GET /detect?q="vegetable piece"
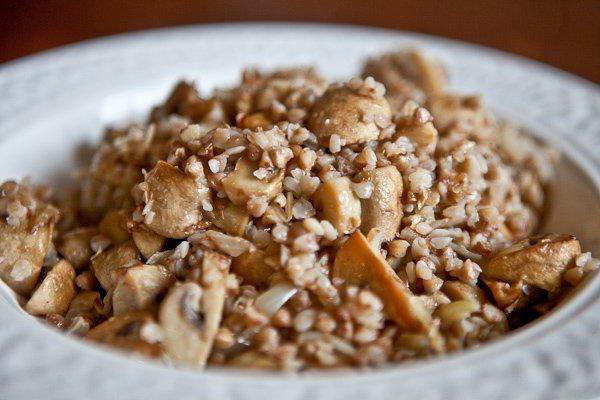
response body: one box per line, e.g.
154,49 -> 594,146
441,280 -> 486,304
254,281 -> 298,317
434,300 -> 480,325
112,264 -> 173,315
313,177 -> 361,235
208,200 -> 250,236
229,350 -> 277,370
395,106 -> 439,155
159,251 -> 230,367
142,160 -> 211,238
232,249 -> 273,287
130,223 -> 165,259
189,230 -> 255,258
86,311 -> 160,357
428,94 -> 489,132
482,234 -> 581,292
333,230 -> 430,331
0,202 -> 57,296
66,291 -> 101,322
57,227 -> 97,270
221,156 -> 284,207
25,260 -> 76,316
99,209 -> 131,244
356,166 -> 403,241
482,278 -> 528,312
91,241 -> 140,291
308,84 -> 392,146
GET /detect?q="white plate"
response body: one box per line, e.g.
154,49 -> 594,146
1,23 -> 600,400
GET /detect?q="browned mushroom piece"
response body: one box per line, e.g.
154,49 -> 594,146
130,223 -> 165,259
229,350 -> 278,370
313,177 -> 361,235
482,234 -> 581,292
91,241 -> 141,291
333,230 -> 431,332
66,291 -> 101,322
441,280 -> 486,305
142,160 -> 211,239
86,311 -> 161,357
112,264 -> 174,315
159,251 -> 230,367
427,94 -> 490,133
99,209 -> 131,244
361,50 -> 446,108
434,300 -> 480,326
207,200 -> 250,236
482,278 -> 528,312
308,83 -> 392,146
221,156 -> 284,207
57,227 -> 98,270
189,230 -> 255,258
25,260 -> 76,316
356,166 -> 403,241
232,244 -> 279,287
0,187 -> 58,296
394,106 -> 439,155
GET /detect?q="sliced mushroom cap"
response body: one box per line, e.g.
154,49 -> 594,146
333,230 -> 431,332
482,278 -> 528,312
91,241 -> 141,291
427,94 -> 489,133
395,107 -> 439,155
356,166 -> 403,241
66,290 -> 101,322
99,209 -> 131,244
112,264 -> 174,315
221,156 -> 284,207
25,260 -> 76,316
308,85 -> 392,146
189,230 -> 255,257
57,227 -> 98,270
441,280 -> 486,305
143,160 -> 211,239
208,200 -> 250,236
130,223 -> 165,259
482,234 -> 581,292
434,300 -> 480,326
314,177 -> 361,235
86,311 -> 161,357
159,251 -> 230,367
229,350 -> 277,370
0,204 -> 57,296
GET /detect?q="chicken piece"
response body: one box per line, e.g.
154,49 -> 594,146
112,264 -> 174,315
362,49 -> 446,106
57,227 -> 97,270
130,223 -> 165,259
142,160 -> 211,239
208,200 -> 250,236
333,231 -> 430,332
0,183 -> 58,296
314,177 -> 361,235
159,251 -> 230,367
482,234 -> 581,292
86,311 -> 160,357
99,209 -> 131,244
356,166 -> 403,241
308,83 -> 392,146
25,260 -> 76,316
221,156 -> 284,207
91,241 -> 141,291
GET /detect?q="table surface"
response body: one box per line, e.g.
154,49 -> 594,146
1,0 -> 599,84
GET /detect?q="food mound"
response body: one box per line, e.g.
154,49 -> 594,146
0,50 -> 598,371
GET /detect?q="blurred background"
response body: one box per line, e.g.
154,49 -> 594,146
1,0 -> 599,83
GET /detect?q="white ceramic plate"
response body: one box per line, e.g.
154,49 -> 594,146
1,23 -> 600,400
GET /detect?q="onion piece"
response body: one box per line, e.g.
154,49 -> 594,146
254,281 -> 299,317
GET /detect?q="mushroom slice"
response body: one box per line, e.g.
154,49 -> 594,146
229,350 -> 277,370
221,156 -> 284,207
25,260 -> 76,316
333,230 -> 430,332
308,84 -> 392,146
57,227 -> 97,270
143,160 -> 211,239
66,291 -> 101,322
86,311 -> 160,357
434,300 -> 480,326
189,230 -> 255,257
356,166 -> 403,241
159,251 -> 230,367
427,94 -> 490,132
99,209 -> 131,244
91,241 -> 141,291
130,223 -> 165,259
0,203 -> 57,296
482,234 -> 581,292
112,264 -> 174,315
395,106 -> 439,155
208,200 -> 250,236
232,249 -> 274,287
314,177 -> 361,235
441,280 -> 486,305
483,278 -> 528,312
